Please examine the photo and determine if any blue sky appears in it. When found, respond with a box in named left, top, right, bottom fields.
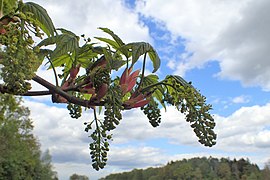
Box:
left=24, top=0, right=270, bottom=179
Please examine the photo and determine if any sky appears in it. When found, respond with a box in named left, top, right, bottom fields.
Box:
left=22, top=0, right=270, bottom=179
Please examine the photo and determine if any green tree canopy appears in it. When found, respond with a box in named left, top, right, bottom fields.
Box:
left=101, top=157, right=266, bottom=180
left=0, top=0, right=216, bottom=170
left=0, top=94, right=58, bottom=179
left=69, top=173, right=89, bottom=180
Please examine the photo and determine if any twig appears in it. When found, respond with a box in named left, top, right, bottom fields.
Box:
left=135, top=52, right=147, bottom=94
left=46, top=55, right=59, bottom=87
left=32, top=75, right=101, bottom=107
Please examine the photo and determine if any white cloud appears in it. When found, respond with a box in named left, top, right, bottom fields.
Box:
left=112, top=107, right=197, bottom=145
left=136, top=0, right=246, bottom=72
left=215, top=0, right=270, bottom=90
left=232, top=95, right=250, bottom=104
left=23, top=100, right=90, bottom=149
left=215, top=103, right=270, bottom=152
left=115, top=103, right=270, bottom=153
left=27, top=0, right=151, bottom=43
left=108, top=146, right=167, bottom=169
left=136, top=0, right=270, bottom=91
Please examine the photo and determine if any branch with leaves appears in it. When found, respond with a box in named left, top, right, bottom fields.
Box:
left=0, top=0, right=216, bottom=170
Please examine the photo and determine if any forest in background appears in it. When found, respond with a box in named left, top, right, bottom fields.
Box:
left=0, top=94, right=92, bottom=179
left=0, top=94, right=58, bottom=179
left=100, top=157, right=270, bottom=180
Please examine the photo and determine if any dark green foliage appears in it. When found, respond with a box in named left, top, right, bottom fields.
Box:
left=100, top=157, right=268, bottom=180
left=2, top=0, right=18, bottom=15
left=262, top=162, right=270, bottom=180
left=22, top=2, right=56, bottom=37
left=69, top=173, right=89, bottom=180
left=0, top=94, right=57, bottom=179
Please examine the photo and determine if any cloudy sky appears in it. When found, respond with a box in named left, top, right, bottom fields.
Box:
left=23, top=0, right=270, bottom=179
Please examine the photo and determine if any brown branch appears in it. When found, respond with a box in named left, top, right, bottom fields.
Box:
left=1, top=85, right=79, bottom=96
left=0, top=84, right=53, bottom=96
left=32, top=75, right=104, bottom=107
left=63, top=77, right=91, bottom=92
left=23, top=77, right=91, bottom=96
left=0, top=76, right=104, bottom=107
left=0, top=76, right=136, bottom=110
left=23, top=90, right=52, bottom=96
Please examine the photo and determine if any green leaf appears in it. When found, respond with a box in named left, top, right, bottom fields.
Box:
left=129, top=42, right=161, bottom=73
left=37, top=36, right=57, bottom=47
left=37, top=34, right=73, bottom=62
left=101, top=47, right=126, bottom=70
left=142, top=74, right=166, bottom=109
left=57, top=28, right=77, bottom=36
left=1, top=0, right=17, bottom=15
left=102, top=47, right=113, bottom=68
left=142, top=74, right=159, bottom=85
left=148, top=49, right=161, bottom=73
left=110, top=57, right=125, bottom=70
left=98, top=28, right=130, bottom=58
left=77, top=44, right=98, bottom=68
left=36, top=48, right=52, bottom=61
left=95, top=37, right=120, bottom=49
left=98, top=27, right=125, bottom=46
left=51, top=28, right=79, bottom=59
left=82, top=93, right=93, bottom=101
left=130, top=42, right=151, bottom=66
left=48, top=54, right=71, bottom=69
left=37, top=35, right=76, bottom=68
left=92, top=46, right=104, bottom=54
left=23, top=2, right=56, bottom=37
left=153, top=88, right=166, bottom=110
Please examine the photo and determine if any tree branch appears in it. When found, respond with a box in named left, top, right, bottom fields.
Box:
left=1, top=75, right=136, bottom=109
left=23, top=90, right=52, bottom=96
left=32, top=75, right=104, bottom=107
left=136, top=52, right=147, bottom=92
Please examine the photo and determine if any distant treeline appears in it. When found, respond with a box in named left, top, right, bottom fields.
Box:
left=100, top=157, right=270, bottom=180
